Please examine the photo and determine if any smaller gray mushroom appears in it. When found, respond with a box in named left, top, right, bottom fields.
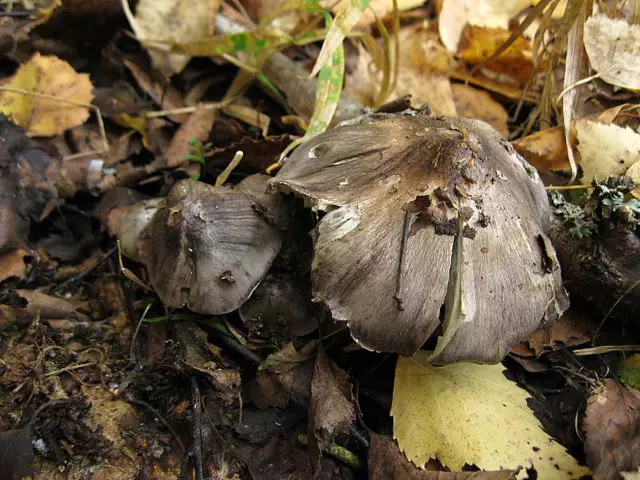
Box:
left=119, top=175, right=285, bottom=315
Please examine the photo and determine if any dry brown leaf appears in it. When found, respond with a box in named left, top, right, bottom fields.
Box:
left=584, top=14, right=640, bottom=90
left=123, top=59, right=189, bottom=123
left=125, top=0, right=220, bottom=76
left=344, top=28, right=457, bottom=116
left=457, top=25, right=538, bottom=85
left=161, top=103, right=216, bottom=170
left=438, top=0, right=533, bottom=51
left=583, top=380, right=640, bottom=480
left=512, top=126, right=570, bottom=171
left=0, top=249, right=29, bottom=282
left=523, top=310, right=591, bottom=356
left=0, top=53, right=93, bottom=136
left=369, top=433, right=518, bottom=479
left=16, top=289, right=87, bottom=320
left=308, top=348, right=355, bottom=470
left=451, top=83, right=508, bottom=136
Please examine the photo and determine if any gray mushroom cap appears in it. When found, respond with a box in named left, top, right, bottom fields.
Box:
left=268, top=113, right=569, bottom=364
left=146, top=176, right=283, bottom=315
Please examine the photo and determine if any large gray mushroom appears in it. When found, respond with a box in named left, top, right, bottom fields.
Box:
left=119, top=174, right=285, bottom=315
left=268, top=112, right=569, bottom=364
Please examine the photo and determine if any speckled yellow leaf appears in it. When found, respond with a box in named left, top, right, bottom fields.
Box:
left=0, top=53, right=93, bottom=136
left=125, top=0, right=219, bottom=76
left=575, top=120, right=640, bottom=183
left=584, top=14, right=640, bottom=90
left=392, top=353, right=590, bottom=478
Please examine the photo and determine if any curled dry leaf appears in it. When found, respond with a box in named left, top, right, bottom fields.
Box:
left=269, top=112, right=568, bottom=363
left=451, top=83, right=508, bottom=136
left=0, top=53, right=93, bottom=136
left=143, top=175, right=284, bottom=314
left=583, top=379, right=640, bottom=480
left=583, top=14, right=640, bottom=91
left=512, top=125, right=570, bottom=172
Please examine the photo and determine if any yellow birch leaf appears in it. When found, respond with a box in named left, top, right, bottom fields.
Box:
left=583, top=14, right=640, bottom=91
left=392, top=353, right=591, bottom=479
left=0, top=53, right=93, bottom=137
left=575, top=120, right=640, bottom=183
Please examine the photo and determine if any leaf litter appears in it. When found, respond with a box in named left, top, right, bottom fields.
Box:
left=0, top=0, right=639, bottom=478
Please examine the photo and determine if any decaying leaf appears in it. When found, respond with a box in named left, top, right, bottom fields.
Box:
left=125, top=0, right=220, bottom=76
left=143, top=175, right=285, bottom=314
left=520, top=310, right=592, bottom=356
left=583, top=14, right=640, bottom=90
left=269, top=112, right=568, bottom=363
left=391, top=353, right=591, bottom=478
left=438, top=0, right=534, bottom=52
left=583, top=379, right=640, bottom=480
left=161, top=103, right=217, bottom=170
left=575, top=120, right=640, bottom=183
left=0, top=53, right=93, bottom=136
left=618, top=354, right=640, bottom=390
left=249, top=341, right=316, bottom=409
left=308, top=347, right=356, bottom=470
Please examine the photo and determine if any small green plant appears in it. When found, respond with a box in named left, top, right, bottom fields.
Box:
left=185, top=137, right=212, bottom=180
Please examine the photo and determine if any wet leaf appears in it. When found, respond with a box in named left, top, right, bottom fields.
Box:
left=583, top=379, right=640, bottom=479
left=308, top=347, right=356, bottom=470
left=583, top=14, right=640, bottom=90
left=0, top=53, right=93, bottom=136
left=618, top=354, right=640, bottom=390
left=392, top=353, right=591, bottom=478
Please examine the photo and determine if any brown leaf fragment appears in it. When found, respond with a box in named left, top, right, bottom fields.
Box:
left=0, top=248, right=29, bottom=281
left=512, top=126, right=570, bottom=172
left=451, top=83, right=508, bottom=136
left=123, top=59, right=189, bottom=123
left=308, top=348, right=356, bottom=470
left=249, top=341, right=316, bottom=409
left=523, top=309, right=592, bottom=356
left=369, top=432, right=517, bottom=480
left=160, top=103, right=217, bottom=170
left=583, top=379, right=640, bottom=480
left=16, top=289, right=87, bottom=320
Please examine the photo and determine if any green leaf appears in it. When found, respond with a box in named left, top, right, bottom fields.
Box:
left=309, top=0, right=370, bottom=78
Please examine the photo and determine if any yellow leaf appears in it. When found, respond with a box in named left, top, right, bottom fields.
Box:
left=575, top=120, right=640, bottom=183
left=0, top=53, right=93, bottom=137
left=391, top=353, right=591, bottom=478
left=583, top=14, right=640, bottom=91
left=124, top=0, right=220, bottom=76
left=438, top=0, right=534, bottom=51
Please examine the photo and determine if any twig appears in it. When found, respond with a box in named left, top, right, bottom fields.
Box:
left=573, top=344, right=640, bottom=356
left=190, top=377, right=205, bottom=480
left=129, top=303, right=152, bottom=360
left=213, top=330, right=263, bottom=365
left=215, top=151, right=244, bottom=187
left=126, top=396, right=185, bottom=452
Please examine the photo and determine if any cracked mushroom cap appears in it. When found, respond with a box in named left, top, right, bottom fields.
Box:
left=268, top=113, right=569, bottom=364
left=146, top=176, right=283, bottom=315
